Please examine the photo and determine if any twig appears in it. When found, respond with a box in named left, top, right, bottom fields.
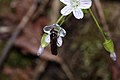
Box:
left=94, top=0, right=111, bottom=37
left=49, top=0, right=60, bottom=24
left=32, top=60, right=47, bottom=80
left=0, top=26, right=12, bottom=34
left=33, top=53, right=74, bottom=80
left=0, top=0, right=41, bottom=70
left=59, top=58, right=74, bottom=80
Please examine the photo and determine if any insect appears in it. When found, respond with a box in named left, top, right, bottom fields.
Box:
left=50, top=28, right=58, bottom=55
left=42, top=24, right=66, bottom=55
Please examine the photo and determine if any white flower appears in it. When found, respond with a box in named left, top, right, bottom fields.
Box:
left=110, top=52, right=116, bottom=61
left=43, top=24, right=66, bottom=47
left=37, top=24, right=66, bottom=56
left=60, top=0, right=92, bottom=19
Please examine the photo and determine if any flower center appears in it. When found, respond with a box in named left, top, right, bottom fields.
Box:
left=70, top=0, right=80, bottom=10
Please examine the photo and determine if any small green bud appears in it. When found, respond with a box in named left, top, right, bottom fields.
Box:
left=103, top=39, right=114, bottom=53
left=41, top=33, right=49, bottom=48
left=103, top=39, right=116, bottom=61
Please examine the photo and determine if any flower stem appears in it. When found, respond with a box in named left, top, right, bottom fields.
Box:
left=60, top=14, right=72, bottom=26
left=89, top=8, right=107, bottom=41
left=56, top=15, right=64, bottom=24
left=60, top=18, right=65, bottom=26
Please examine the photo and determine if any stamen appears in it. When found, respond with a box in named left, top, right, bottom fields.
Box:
left=70, top=0, right=80, bottom=9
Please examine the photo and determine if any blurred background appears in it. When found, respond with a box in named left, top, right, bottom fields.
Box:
left=0, top=0, right=120, bottom=80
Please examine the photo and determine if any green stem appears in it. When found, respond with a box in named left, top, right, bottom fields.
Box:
left=60, top=14, right=72, bottom=26
left=56, top=15, right=64, bottom=24
left=60, top=18, right=65, bottom=26
left=89, top=8, right=107, bottom=41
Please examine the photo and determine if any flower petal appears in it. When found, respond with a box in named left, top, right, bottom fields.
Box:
left=45, top=34, right=50, bottom=43
left=60, top=0, right=70, bottom=5
left=80, top=0, right=92, bottom=9
left=37, top=47, right=44, bottom=56
left=43, top=26, right=53, bottom=34
left=53, top=24, right=61, bottom=31
left=57, top=37, right=63, bottom=47
left=110, top=52, right=116, bottom=61
left=59, top=28, right=66, bottom=37
left=61, top=6, right=72, bottom=16
left=73, top=9, right=84, bottom=19
left=53, top=24, right=59, bottom=27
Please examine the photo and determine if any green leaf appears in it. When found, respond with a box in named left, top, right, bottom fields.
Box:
left=41, top=33, right=49, bottom=48
left=103, top=39, right=114, bottom=53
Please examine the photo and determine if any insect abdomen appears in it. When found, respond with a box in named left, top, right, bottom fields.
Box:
left=50, top=31, right=58, bottom=55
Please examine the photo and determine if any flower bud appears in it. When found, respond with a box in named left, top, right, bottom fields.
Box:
left=41, top=33, right=49, bottom=48
left=103, top=39, right=116, bottom=61
left=103, top=39, right=114, bottom=53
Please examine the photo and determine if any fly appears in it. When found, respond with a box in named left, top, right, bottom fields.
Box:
left=50, top=29, right=58, bottom=55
